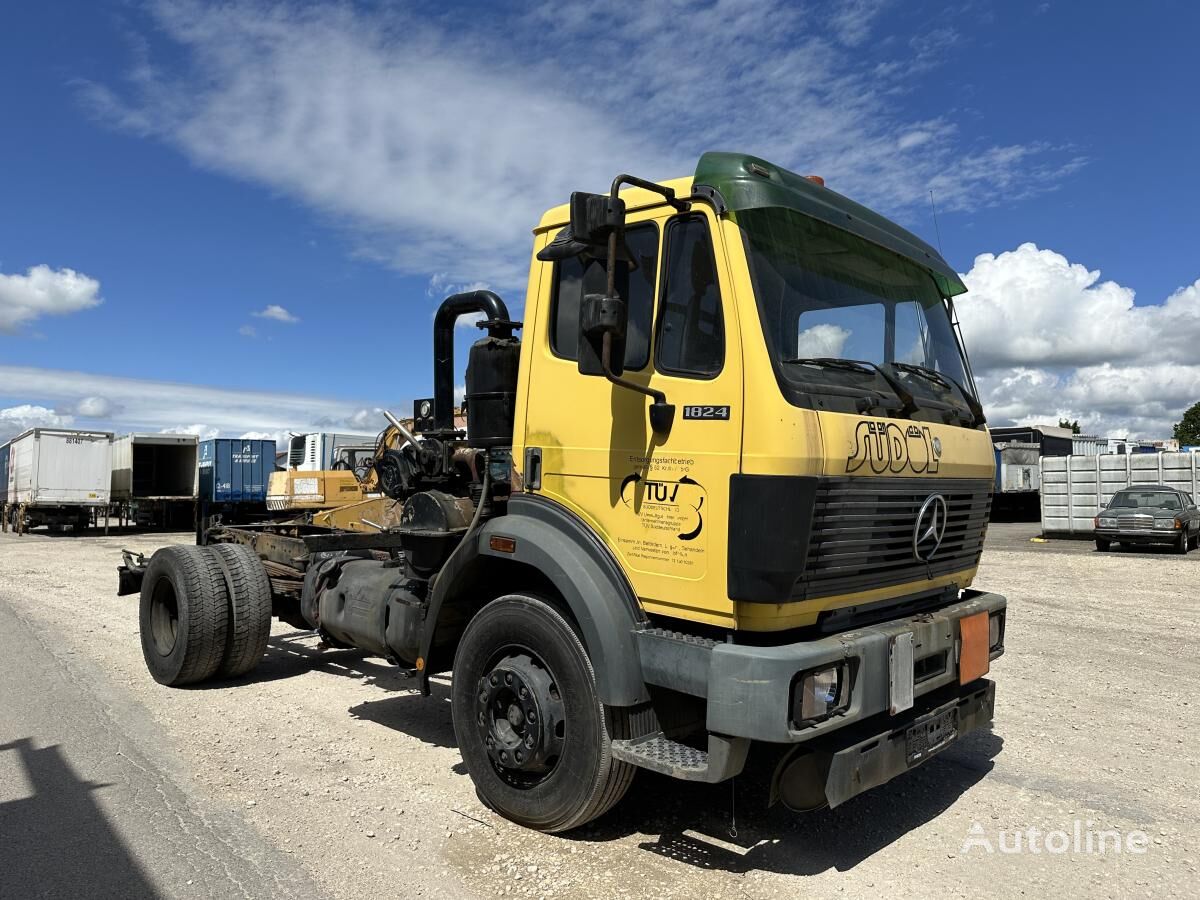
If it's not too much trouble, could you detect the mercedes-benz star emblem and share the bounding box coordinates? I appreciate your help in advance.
[913,493,949,561]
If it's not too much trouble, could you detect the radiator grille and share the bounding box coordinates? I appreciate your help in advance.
[792,477,992,600]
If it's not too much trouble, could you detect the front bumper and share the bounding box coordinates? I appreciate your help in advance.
[1095,527,1180,545]
[636,589,1006,744]
[820,679,994,808]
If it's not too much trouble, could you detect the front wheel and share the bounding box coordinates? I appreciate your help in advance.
[1095,537,1110,552]
[450,594,635,832]
[1175,532,1189,554]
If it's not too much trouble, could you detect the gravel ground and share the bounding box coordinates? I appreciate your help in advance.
[1,522,1196,898]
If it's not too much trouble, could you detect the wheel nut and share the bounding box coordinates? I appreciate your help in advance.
[490,674,499,686]
[515,751,523,763]
[478,692,487,705]
[504,673,513,685]
[500,751,508,762]
[518,686,528,699]
[525,735,535,749]
[527,710,536,723]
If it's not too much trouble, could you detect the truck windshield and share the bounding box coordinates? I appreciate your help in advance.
[739,206,979,423]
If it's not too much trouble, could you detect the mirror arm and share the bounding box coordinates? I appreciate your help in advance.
[600,332,675,434]
[609,174,690,213]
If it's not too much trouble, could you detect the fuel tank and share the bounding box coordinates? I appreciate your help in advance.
[314,558,426,664]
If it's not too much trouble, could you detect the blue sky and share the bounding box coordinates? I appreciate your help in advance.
[2,0,1198,441]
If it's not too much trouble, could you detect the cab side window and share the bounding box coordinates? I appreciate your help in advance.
[549,224,658,370]
[655,216,724,378]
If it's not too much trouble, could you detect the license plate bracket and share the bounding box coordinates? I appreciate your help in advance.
[905,706,959,766]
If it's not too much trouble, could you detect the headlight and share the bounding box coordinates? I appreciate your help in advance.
[1099,517,1117,528]
[791,663,851,726]
[1153,518,1176,530]
[989,612,1005,651]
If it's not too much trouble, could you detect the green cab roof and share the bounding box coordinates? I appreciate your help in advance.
[694,152,966,297]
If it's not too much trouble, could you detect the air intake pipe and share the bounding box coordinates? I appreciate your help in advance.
[432,291,516,432]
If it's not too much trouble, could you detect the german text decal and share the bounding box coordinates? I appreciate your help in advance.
[846,420,941,474]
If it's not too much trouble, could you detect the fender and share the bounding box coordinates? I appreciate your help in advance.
[417,494,650,706]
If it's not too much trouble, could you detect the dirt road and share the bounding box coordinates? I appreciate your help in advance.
[1,524,1195,898]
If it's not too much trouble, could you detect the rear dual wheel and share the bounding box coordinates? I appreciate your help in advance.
[451,594,636,833]
[139,544,272,686]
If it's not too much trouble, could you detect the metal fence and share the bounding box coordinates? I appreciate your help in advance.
[1040,452,1200,534]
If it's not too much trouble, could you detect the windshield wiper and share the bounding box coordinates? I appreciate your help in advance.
[783,357,919,417]
[887,362,986,427]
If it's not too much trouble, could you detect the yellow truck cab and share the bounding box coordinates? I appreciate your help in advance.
[126,152,1006,833]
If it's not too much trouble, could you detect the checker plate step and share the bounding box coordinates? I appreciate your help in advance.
[610,733,709,780]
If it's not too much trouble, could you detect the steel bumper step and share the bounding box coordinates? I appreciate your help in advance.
[610,731,749,783]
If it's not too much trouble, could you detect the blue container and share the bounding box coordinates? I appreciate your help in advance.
[198,439,275,503]
[0,442,10,505]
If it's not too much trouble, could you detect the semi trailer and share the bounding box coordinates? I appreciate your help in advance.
[3,428,114,533]
[110,433,199,529]
[121,152,1007,832]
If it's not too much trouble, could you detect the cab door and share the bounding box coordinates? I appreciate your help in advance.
[522,204,744,628]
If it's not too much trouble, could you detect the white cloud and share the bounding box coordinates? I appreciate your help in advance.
[253,304,299,323]
[238,324,257,337]
[0,405,75,443]
[78,0,1081,291]
[0,364,398,440]
[795,324,851,359]
[160,424,220,441]
[957,244,1200,437]
[73,396,117,417]
[0,265,102,333]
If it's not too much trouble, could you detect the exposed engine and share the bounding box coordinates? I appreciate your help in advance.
[300,291,520,666]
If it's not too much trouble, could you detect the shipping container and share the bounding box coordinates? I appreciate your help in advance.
[1041,452,1200,534]
[111,433,199,501]
[1072,434,1100,457]
[198,439,275,503]
[993,442,1041,494]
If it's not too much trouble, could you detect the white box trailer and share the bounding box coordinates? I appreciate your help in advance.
[3,428,114,532]
[1040,452,1200,535]
[111,433,198,500]
[111,433,199,529]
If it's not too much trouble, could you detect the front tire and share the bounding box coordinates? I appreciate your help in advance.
[139,546,230,686]
[1175,532,1188,554]
[1095,537,1110,551]
[451,594,635,832]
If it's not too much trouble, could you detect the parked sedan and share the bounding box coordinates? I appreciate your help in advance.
[1094,485,1200,553]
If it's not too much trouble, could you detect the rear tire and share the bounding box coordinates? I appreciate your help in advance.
[1095,538,1110,552]
[451,594,635,833]
[206,543,274,678]
[139,546,230,686]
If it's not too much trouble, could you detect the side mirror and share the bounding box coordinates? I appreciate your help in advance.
[536,192,627,262]
[570,192,625,246]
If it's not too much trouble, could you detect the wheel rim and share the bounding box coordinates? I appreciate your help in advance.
[149,578,179,656]
[475,650,565,787]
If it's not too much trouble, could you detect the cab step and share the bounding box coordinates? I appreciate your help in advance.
[610,731,749,783]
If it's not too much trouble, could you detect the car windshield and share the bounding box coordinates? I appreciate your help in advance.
[1109,491,1181,511]
[738,206,979,422]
